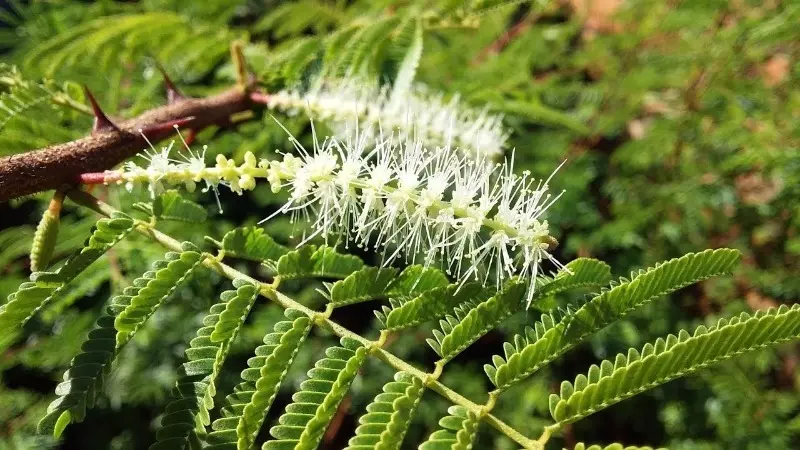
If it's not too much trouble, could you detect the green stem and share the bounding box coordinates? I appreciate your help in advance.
[67,189,541,449]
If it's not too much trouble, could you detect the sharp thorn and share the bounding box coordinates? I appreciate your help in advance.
[83,86,119,134]
[138,116,195,137]
[156,64,185,104]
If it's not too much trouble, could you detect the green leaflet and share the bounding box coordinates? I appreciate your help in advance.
[0,213,134,343]
[380,282,491,331]
[486,249,741,391]
[264,338,368,450]
[418,406,480,450]
[389,18,423,100]
[428,280,526,363]
[374,265,451,327]
[281,38,322,83]
[572,444,663,450]
[328,266,399,307]
[428,258,611,363]
[532,258,612,302]
[221,226,289,262]
[37,246,204,437]
[114,246,206,345]
[276,245,365,280]
[153,190,208,223]
[150,280,258,450]
[206,309,312,450]
[550,304,800,425]
[386,265,450,301]
[345,372,425,450]
[210,280,261,343]
[333,16,400,76]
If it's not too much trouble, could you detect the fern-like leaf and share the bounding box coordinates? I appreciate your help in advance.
[486,249,741,391]
[427,280,526,363]
[114,244,206,345]
[380,283,492,331]
[150,280,259,450]
[390,18,423,100]
[345,372,425,450]
[0,213,134,341]
[221,227,289,262]
[374,265,451,326]
[276,245,365,280]
[37,245,204,437]
[428,258,611,363]
[328,266,399,307]
[549,304,800,424]
[153,190,207,223]
[206,309,312,450]
[418,406,480,450]
[265,337,368,450]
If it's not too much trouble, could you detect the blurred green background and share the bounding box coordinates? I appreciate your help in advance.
[0,1,798,449]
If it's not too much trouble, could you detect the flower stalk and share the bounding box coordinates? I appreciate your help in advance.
[105,126,565,304]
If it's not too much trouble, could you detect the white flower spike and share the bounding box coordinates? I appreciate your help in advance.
[262,78,510,160]
[109,122,565,306]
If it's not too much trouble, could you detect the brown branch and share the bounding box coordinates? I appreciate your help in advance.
[0,86,256,202]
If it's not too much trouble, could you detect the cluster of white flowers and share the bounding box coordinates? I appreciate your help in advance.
[263,78,509,160]
[111,125,564,305]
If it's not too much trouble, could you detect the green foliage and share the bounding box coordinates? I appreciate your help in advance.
[37,246,205,437]
[151,280,258,450]
[207,309,312,450]
[572,444,663,450]
[485,249,742,391]
[345,372,425,450]
[428,258,612,363]
[220,226,289,262]
[265,338,368,450]
[550,304,800,425]
[153,190,208,223]
[114,245,205,344]
[418,406,480,450]
[0,213,134,345]
[276,246,365,280]
[2,1,798,449]
[328,266,399,307]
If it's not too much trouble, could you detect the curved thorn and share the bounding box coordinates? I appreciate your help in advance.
[156,64,185,104]
[83,86,119,134]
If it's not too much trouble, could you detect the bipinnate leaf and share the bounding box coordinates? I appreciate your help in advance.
[153,190,208,223]
[264,338,368,450]
[486,249,741,391]
[1,213,134,346]
[345,372,425,450]
[418,406,480,450]
[206,309,312,449]
[276,245,365,280]
[150,280,258,450]
[427,258,611,363]
[38,246,203,437]
[550,304,800,425]
[328,266,399,307]
[221,227,289,262]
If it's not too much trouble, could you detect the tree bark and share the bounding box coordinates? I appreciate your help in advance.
[0,87,254,202]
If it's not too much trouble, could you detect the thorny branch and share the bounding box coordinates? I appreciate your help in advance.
[0,45,260,202]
